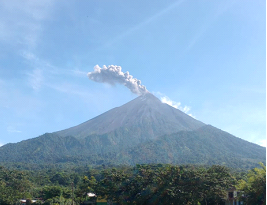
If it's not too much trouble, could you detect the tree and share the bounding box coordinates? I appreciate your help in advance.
[26,199,32,205]
[0,166,32,205]
[94,164,235,205]
[237,162,266,205]
[50,172,70,186]
[75,175,98,204]
[42,185,63,201]
[198,165,234,205]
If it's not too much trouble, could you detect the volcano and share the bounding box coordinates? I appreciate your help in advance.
[0,93,265,169]
[56,93,204,140]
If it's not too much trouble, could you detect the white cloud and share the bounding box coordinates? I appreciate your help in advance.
[71,69,88,77]
[21,51,57,70]
[27,68,44,91]
[160,95,190,113]
[0,0,55,49]
[21,51,88,91]
[155,92,196,118]
[186,1,236,52]
[47,82,93,99]
[7,126,22,133]
[0,1,58,92]
[103,0,185,48]
[258,139,266,147]
[188,113,196,119]
[182,105,191,113]
[161,96,181,109]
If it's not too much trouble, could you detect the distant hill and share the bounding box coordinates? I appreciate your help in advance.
[0,93,265,169]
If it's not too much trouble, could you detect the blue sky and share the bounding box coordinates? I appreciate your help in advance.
[0,0,265,147]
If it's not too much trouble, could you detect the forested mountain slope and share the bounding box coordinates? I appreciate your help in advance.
[0,93,265,169]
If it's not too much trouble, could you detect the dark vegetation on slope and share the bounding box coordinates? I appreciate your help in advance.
[0,125,265,170]
[0,93,265,170]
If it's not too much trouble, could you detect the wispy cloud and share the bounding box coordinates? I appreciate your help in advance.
[0,1,58,92]
[161,96,191,113]
[7,126,22,133]
[186,0,237,51]
[27,68,44,91]
[46,82,93,99]
[154,92,195,118]
[21,50,89,91]
[188,113,196,118]
[161,96,181,109]
[71,69,88,77]
[21,51,57,70]
[0,0,55,49]
[22,56,92,98]
[21,51,48,91]
[103,0,185,47]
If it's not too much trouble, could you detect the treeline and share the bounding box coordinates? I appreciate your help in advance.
[0,163,265,205]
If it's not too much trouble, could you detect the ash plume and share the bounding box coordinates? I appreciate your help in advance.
[88,65,148,95]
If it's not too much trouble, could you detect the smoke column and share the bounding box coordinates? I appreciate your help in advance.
[88,65,148,95]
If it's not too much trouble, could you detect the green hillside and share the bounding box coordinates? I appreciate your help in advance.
[0,125,265,170]
[0,93,265,170]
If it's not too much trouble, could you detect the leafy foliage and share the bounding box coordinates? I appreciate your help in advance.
[84,164,235,205]
[0,163,265,205]
[0,166,32,205]
[237,162,266,205]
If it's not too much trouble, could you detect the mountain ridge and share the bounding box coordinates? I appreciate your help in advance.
[0,93,265,169]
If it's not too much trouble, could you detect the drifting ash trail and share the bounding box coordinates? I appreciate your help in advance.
[88,65,148,95]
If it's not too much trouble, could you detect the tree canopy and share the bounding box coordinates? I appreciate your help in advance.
[0,163,265,205]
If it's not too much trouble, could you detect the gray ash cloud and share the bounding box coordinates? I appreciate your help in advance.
[88,65,148,95]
